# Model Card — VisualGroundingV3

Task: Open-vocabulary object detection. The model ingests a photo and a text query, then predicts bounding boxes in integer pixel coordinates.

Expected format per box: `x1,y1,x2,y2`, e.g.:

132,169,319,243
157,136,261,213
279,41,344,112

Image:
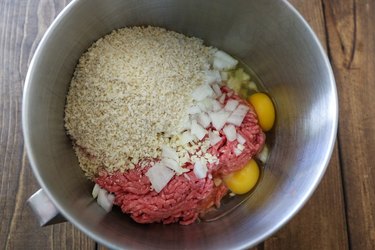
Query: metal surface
22,0,338,249
27,189,67,226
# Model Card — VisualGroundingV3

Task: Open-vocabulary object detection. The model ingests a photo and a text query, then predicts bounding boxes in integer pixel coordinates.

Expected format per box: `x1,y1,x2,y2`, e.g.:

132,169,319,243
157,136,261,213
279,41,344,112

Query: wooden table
1,0,374,249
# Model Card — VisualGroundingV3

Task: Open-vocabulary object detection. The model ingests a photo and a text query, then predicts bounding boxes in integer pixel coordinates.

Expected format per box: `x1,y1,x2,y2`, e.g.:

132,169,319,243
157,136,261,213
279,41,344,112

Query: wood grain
260,1,349,249
0,1,95,249
1,0,375,249
323,0,375,249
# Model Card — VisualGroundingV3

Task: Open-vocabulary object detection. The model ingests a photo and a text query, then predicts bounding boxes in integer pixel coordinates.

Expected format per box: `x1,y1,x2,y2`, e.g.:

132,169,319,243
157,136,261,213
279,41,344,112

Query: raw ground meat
95,87,265,225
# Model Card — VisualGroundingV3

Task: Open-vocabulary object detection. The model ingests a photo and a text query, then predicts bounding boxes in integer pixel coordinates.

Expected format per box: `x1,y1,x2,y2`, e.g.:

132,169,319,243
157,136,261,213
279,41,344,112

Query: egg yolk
248,92,275,132
223,159,260,195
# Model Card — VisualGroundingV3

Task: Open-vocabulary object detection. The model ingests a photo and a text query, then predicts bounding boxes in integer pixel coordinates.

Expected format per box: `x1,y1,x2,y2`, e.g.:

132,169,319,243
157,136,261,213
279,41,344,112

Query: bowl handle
27,189,67,226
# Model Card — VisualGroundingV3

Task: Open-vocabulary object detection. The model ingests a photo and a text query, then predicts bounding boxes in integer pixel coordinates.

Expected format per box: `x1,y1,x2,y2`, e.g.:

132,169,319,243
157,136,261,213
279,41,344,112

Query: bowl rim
22,0,338,249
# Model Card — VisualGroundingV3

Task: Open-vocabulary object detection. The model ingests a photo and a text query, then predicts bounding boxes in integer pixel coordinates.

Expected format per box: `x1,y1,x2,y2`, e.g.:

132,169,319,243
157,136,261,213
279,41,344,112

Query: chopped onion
180,131,195,145
204,70,222,85
92,183,100,198
213,50,238,71
161,158,187,175
191,84,214,101
97,188,114,212
248,81,259,91
224,99,239,112
209,111,230,131
197,102,207,112
257,145,269,164
220,71,229,81
162,145,179,162
234,148,242,156
219,94,226,104
212,83,222,97
197,112,211,128
193,160,208,179
212,99,222,112
188,105,201,114
223,124,237,141
208,130,222,146
227,104,250,126
237,133,246,145
191,119,207,140
145,163,175,193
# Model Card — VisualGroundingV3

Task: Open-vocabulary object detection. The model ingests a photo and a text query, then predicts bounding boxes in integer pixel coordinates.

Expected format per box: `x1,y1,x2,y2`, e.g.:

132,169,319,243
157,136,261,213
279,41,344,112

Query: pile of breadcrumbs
64,26,214,177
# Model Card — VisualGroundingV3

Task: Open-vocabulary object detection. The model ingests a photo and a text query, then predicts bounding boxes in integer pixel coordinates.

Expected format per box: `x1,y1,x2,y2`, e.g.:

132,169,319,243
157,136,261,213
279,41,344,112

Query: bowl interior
23,0,337,249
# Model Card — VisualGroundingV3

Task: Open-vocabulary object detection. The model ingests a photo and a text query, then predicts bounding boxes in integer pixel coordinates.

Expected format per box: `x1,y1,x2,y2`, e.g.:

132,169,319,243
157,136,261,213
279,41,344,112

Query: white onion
211,99,222,112
180,131,195,145
191,84,214,101
224,99,239,112
197,102,207,112
208,130,222,146
188,105,201,114
97,189,114,212
220,71,229,81
197,112,211,128
145,163,175,193
213,50,238,71
219,94,226,104
193,160,208,179
257,145,269,164
223,124,237,141
92,183,100,198
209,111,230,131
191,119,207,140
248,81,259,91
162,145,179,162
212,83,222,97
227,104,250,126
237,133,246,145
161,158,187,175
204,70,222,85
234,148,243,156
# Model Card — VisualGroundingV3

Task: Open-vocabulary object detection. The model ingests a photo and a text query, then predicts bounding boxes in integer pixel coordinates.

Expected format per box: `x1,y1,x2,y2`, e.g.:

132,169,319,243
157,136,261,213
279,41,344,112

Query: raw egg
223,159,260,195
248,92,275,131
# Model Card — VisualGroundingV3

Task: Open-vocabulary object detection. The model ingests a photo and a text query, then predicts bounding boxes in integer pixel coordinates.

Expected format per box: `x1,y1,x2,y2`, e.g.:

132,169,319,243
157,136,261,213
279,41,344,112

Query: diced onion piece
191,120,207,140
223,124,237,141
224,99,239,112
234,148,242,156
208,130,222,146
257,145,269,164
212,83,222,97
92,184,100,198
193,160,208,179
237,133,246,145
180,131,195,145
209,111,230,131
248,81,259,91
213,50,238,71
162,145,179,162
145,163,175,193
161,158,187,175
212,99,222,112
188,105,201,114
97,189,114,212
219,94,226,104
227,104,250,126
220,71,229,81
205,70,222,85
197,102,207,112
197,112,211,128
192,84,214,101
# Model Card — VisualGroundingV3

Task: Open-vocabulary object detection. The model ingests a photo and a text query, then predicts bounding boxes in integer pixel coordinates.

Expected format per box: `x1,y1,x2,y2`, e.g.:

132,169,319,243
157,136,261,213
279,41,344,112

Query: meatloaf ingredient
223,159,260,195
248,92,276,131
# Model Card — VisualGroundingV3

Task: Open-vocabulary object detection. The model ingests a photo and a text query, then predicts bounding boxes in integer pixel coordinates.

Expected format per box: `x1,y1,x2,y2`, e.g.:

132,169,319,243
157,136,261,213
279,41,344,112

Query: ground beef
96,88,265,225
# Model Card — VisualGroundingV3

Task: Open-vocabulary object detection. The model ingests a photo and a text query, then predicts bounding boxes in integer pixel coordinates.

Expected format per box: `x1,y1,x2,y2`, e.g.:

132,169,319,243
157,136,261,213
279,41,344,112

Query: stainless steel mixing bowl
22,0,338,249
